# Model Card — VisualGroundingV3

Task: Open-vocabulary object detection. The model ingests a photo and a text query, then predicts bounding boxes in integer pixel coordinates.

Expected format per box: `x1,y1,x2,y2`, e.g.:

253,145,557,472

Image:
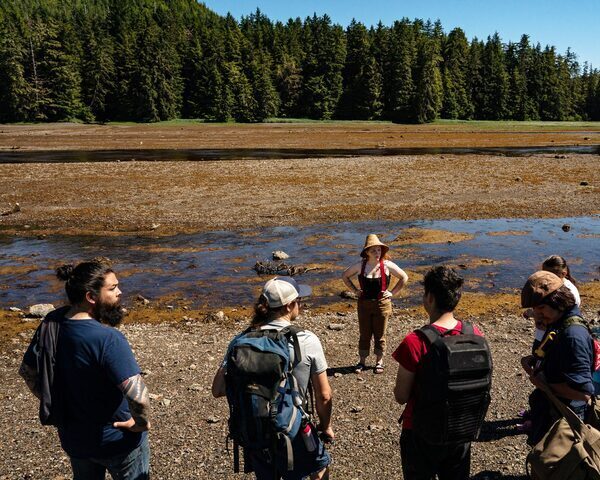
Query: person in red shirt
392,266,483,480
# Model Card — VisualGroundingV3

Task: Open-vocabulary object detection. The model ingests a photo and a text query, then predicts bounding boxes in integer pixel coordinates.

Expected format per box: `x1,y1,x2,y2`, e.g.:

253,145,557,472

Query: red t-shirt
391,320,484,429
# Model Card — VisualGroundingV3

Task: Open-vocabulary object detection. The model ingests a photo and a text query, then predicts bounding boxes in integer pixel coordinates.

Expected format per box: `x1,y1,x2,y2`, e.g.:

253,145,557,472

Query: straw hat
360,234,389,258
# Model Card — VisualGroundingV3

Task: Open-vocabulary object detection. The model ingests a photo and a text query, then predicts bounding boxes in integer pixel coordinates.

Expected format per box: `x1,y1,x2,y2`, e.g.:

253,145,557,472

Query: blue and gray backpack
225,325,309,473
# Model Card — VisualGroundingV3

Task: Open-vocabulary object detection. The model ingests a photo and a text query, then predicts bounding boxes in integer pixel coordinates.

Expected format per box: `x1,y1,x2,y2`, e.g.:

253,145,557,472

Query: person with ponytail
542,255,580,306
19,259,151,480
212,277,333,479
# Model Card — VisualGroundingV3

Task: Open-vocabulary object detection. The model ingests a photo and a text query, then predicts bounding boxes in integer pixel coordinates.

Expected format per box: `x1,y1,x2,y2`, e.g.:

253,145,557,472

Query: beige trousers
357,297,392,357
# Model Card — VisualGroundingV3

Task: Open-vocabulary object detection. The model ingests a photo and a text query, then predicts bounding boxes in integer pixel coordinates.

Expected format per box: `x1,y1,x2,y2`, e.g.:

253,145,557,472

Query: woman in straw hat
342,234,408,374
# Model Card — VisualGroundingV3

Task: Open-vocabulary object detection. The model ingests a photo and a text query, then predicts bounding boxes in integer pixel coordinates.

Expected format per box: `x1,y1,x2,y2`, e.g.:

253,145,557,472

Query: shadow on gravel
477,418,525,442
327,366,360,376
471,471,527,480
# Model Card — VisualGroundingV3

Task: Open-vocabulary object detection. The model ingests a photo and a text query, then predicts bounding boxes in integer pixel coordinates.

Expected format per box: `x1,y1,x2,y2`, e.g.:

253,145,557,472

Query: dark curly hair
423,266,464,313
540,285,576,312
56,259,114,305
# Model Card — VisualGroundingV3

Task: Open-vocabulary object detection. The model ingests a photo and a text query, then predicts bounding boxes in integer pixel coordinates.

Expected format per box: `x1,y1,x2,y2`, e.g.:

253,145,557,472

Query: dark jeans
400,429,470,480
528,388,588,445
248,429,331,480
69,435,150,480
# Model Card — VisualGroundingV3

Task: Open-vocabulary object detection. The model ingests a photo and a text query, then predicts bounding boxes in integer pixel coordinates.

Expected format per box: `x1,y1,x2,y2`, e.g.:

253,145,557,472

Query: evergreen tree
581,64,600,120
466,38,484,119
386,19,417,122
180,34,205,118
538,46,562,120
441,27,472,119
593,74,600,120
228,62,256,122
370,22,389,119
240,8,274,53
248,51,279,121
105,2,137,120
480,33,509,119
272,18,304,117
0,25,32,121
129,17,182,122
275,54,303,117
34,20,88,121
338,20,382,119
557,49,578,120
300,14,346,119
0,1,596,123
189,20,232,121
506,35,537,120
77,9,115,121
414,38,443,123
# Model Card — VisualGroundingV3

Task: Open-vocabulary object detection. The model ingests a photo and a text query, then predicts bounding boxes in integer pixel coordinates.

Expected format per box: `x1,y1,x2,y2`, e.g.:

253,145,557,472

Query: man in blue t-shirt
19,260,151,479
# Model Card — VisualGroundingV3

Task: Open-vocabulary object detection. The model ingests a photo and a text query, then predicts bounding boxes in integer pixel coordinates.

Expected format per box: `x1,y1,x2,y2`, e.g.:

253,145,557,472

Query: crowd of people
17,234,594,480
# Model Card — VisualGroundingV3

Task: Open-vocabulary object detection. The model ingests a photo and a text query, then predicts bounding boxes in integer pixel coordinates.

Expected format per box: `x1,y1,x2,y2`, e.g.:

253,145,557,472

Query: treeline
1,0,600,123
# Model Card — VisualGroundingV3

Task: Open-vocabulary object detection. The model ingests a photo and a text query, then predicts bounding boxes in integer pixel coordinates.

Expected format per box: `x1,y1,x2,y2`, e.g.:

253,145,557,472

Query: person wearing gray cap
212,276,333,479
520,270,594,445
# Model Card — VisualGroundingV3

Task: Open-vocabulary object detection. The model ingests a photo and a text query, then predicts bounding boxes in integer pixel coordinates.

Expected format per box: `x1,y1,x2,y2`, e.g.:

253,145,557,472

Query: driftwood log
253,261,319,277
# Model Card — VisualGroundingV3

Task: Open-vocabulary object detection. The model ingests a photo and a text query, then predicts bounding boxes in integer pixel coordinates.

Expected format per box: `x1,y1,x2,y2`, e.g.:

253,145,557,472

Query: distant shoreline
1,121,599,153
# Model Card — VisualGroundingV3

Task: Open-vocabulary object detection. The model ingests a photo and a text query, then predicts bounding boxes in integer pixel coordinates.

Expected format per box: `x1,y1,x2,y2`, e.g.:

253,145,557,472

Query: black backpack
225,326,310,473
28,306,69,426
412,321,492,445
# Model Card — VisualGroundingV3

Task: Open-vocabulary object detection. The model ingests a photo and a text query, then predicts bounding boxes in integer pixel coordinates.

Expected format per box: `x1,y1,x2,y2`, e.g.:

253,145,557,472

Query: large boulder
272,250,290,260
28,304,55,318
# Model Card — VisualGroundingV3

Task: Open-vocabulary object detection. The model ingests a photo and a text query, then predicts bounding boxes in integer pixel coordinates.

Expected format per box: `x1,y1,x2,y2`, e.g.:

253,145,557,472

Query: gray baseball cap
262,276,312,308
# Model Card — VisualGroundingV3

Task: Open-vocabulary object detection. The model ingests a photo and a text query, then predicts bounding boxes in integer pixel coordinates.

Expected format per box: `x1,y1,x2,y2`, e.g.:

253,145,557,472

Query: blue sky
202,0,600,70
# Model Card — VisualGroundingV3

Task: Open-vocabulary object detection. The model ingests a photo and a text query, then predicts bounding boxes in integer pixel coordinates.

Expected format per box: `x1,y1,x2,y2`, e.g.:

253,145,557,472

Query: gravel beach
4,304,598,479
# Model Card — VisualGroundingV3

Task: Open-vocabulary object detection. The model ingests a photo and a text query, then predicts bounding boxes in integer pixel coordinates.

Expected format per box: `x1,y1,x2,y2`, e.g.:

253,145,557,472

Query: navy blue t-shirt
543,309,594,409
24,318,145,458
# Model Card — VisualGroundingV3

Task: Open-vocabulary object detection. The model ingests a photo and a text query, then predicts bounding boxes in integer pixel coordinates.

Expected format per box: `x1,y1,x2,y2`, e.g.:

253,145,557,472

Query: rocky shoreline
2,305,599,479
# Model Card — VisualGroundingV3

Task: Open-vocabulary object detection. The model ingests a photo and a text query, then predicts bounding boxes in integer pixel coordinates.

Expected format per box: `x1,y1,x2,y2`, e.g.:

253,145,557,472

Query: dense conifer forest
1,0,599,123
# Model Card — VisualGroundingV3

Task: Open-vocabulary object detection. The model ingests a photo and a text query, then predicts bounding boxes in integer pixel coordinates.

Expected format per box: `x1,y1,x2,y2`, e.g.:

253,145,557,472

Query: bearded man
19,259,151,479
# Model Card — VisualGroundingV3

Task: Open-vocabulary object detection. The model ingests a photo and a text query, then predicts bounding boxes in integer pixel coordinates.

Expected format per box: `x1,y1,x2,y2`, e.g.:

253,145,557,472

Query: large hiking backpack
225,325,308,472
412,321,493,445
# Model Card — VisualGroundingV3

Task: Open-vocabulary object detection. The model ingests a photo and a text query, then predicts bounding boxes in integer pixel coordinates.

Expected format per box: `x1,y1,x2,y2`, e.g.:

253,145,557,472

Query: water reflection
0,216,598,309
1,144,599,164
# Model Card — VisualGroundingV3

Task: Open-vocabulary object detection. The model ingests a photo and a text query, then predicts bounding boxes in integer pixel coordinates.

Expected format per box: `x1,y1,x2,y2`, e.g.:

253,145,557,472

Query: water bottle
301,422,316,452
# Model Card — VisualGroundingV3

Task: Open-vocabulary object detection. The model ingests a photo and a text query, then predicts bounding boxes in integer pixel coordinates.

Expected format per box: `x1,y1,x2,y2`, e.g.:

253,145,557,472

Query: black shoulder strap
419,321,473,344
417,325,442,345
461,321,474,335
280,326,303,365
242,325,254,334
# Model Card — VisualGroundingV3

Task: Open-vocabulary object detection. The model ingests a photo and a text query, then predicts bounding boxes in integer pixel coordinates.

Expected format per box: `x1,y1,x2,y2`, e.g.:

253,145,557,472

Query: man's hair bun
55,264,75,281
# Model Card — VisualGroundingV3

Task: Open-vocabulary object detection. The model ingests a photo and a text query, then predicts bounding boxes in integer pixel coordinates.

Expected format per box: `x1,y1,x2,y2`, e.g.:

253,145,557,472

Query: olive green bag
527,384,600,480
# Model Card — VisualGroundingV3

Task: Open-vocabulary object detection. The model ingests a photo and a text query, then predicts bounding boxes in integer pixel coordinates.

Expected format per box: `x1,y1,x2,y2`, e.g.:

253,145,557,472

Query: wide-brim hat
360,234,389,258
262,276,312,308
521,270,564,308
